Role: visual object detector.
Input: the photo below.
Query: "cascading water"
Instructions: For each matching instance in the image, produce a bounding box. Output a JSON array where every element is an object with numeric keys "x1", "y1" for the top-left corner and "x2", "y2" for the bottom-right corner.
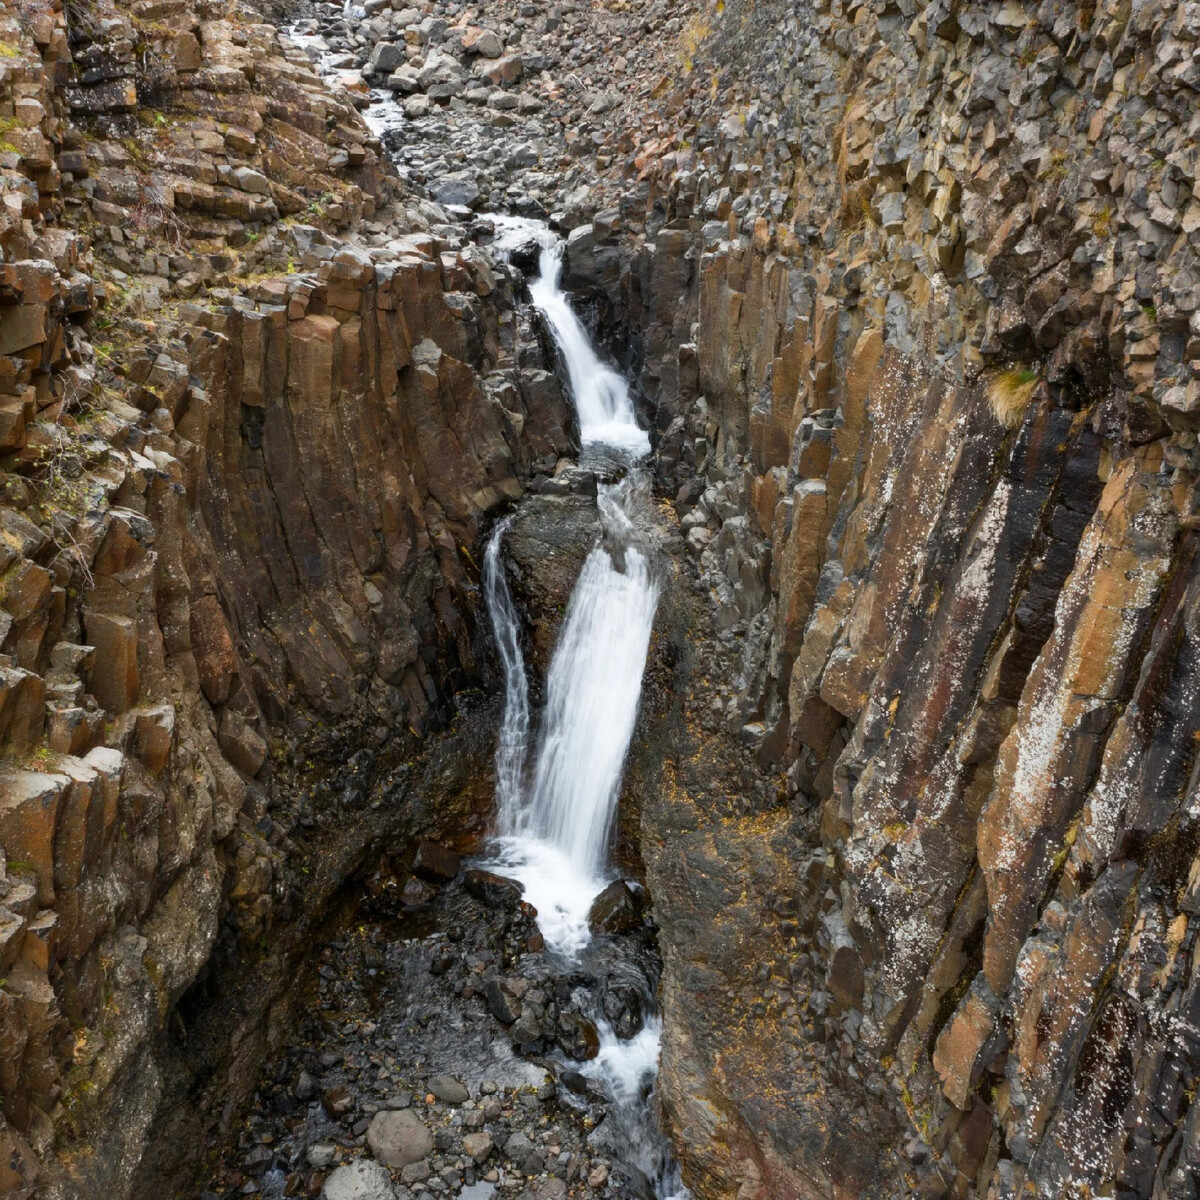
[
  {"x1": 487, "y1": 475, "x2": 660, "y2": 954},
  {"x1": 489, "y1": 217, "x2": 650, "y2": 457},
  {"x1": 482, "y1": 217, "x2": 686, "y2": 1198},
  {"x1": 481, "y1": 518, "x2": 529, "y2": 817}
]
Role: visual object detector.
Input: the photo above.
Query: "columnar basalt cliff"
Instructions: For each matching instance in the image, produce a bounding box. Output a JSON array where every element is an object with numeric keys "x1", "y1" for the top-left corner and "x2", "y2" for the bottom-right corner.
[
  {"x1": 5, "y1": 0, "x2": 1200, "y2": 1197},
  {"x1": 0, "y1": 1, "x2": 574, "y2": 1194},
  {"x1": 572, "y1": 0, "x2": 1200, "y2": 1196}
]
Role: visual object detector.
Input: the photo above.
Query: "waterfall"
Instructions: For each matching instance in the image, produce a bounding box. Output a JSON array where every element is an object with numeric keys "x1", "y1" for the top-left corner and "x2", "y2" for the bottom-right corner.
[
  {"x1": 488, "y1": 216, "x2": 650, "y2": 457},
  {"x1": 481, "y1": 215, "x2": 685, "y2": 1200},
  {"x1": 482, "y1": 518, "x2": 529, "y2": 819},
  {"x1": 523, "y1": 531, "x2": 659, "y2": 878},
  {"x1": 485, "y1": 476, "x2": 660, "y2": 955},
  {"x1": 483, "y1": 213, "x2": 659, "y2": 952}
]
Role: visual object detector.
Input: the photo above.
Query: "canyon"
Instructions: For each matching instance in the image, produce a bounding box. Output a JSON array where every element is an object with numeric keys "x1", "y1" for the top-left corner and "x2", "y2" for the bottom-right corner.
[{"x1": 3, "y1": 0, "x2": 1200, "y2": 1198}]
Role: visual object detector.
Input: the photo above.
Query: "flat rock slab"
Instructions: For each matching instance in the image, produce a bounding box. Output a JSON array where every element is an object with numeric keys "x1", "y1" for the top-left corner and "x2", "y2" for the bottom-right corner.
[
  {"x1": 321, "y1": 1158, "x2": 396, "y2": 1200},
  {"x1": 367, "y1": 1108, "x2": 433, "y2": 1167}
]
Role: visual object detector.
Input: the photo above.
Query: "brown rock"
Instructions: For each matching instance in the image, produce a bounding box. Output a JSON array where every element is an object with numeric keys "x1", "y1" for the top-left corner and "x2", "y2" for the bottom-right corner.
[
  {"x1": 412, "y1": 840, "x2": 460, "y2": 883},
  {"x1": 189, "y1": 594, "x2": 238, "y2": 705},
  {"x1": 83, "y1": 610, "x2": 139, "y2": 714},
  {"x1": 0, "y1": 770, "x2": 68, "y2": 904},
  {"x1": 826, "y1": 944, "x2": 864, "y2": 1014},
  {"x1": 932, "y1": 978, "x2": 1000, "y2": 1110},
  {"x1": 133, "y1": 703, "x2": 175, "y2": 776},
  {"x1": 217, "y1": 710, "x2": 267, "y2": 777}
]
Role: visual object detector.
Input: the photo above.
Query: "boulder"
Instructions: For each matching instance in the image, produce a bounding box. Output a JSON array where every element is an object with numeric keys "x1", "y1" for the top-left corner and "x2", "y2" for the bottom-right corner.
[
  {"x1": 426, "y1": 1074, "x2": 469, "y2": 1104},
  {"x1": 587, "y1": 880, "x2": 646, "y2": 936},
  {"x1": 386, "y1": 66, "x2": 421, "y2": 93},
  {"x1": 485, "y1": 977, "x2": 522, "y2": 1023},
  {"x1": 366, "y1": 1108, "x2": 433, "y2": 1167},
  {"x1": 321, "y1": 1158, "x2": 396, "y2": 1200},
  {"x1": 462, "y1": 27, "x2": 503, "y2": 58},
  {"x1": 401, "y1": 876, "x2": 438, "y2": 906},
  {"x1": 412, "y1": 840, "x2": 460, "y2": 882},
  {"x1": 461, "y1": 1131, "x2": 494, "y2": 1163},
  {"x1": 464, "y1": 869, "x2": 523, "y2": 908},
  {"x1": 427, "y1": 176, "x2": 480, "y2": 209},
  {"x1": 369, "y1": 42, "x2": 405, "y2": 73},
  {"x1": 481, "y1": 55, "x2": 522, "y2": 86},
  {"x1": 556, "y1": 1012, "x2": 600, "y2": 1061}
]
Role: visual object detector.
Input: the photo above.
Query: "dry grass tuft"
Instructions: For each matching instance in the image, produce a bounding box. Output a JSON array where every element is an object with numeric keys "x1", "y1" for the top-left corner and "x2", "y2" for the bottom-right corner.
[{"x1": 987, "y1": 367, "x2": 1039, "y2": 429}]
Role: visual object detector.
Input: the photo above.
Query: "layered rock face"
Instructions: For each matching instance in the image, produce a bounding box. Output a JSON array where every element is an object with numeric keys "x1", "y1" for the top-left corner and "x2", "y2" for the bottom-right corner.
[
  {"x1": 0, "y1": 3, "x2": 571, "y2": 1195},
  {"x1": 575, "y1": 0, "x2": 1200, "y2": 1196},
  {"x1": 7, "y1": 0, "x2": 1200, "y2": 1196}
]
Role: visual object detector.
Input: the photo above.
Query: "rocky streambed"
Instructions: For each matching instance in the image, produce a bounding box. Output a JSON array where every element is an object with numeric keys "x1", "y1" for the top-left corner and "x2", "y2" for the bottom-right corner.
[{"x1": 201, "y1": 848, "x2": 664, "y2": 1200}]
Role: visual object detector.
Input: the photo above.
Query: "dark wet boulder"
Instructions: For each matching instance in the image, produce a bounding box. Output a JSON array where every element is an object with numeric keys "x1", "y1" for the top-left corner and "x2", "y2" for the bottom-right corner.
[
  {"x1": 322, "y1": 1083, "x2": 353, "y2": 1117},
  {"x1": 561, "y1": 1070, "x2": 589, "y2": 1094},
  {"x1": 401, "y1": 876, "x2": 438, "y2": 907},
  {"x1": 556, "y1": 1012, "x2": 600, "y2": 1061},
  {"x1": 464, "y1": 868, "x2": 525, "y2": 908},
  {"x1": 587, "y1": 880, "x2": 647, "y2": 936},
  {"x1": 510, "y1": 1012, "x2": 545, "y2": 1053},
  {"x1": 602, "y1": 984, "x2": 645, "y2": 1040},
  {"x1": 413, "y1": 840, "x2": 461, "y2": 883}
]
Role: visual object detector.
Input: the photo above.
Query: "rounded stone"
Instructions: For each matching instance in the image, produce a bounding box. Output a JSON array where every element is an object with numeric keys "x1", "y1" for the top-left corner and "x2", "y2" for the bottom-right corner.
[
  {"x1": 366, "y1": 1108, "x2": 434, "y2": 1167},
  {"x1": 321, "y1": 1158, "x2": 396, "y2": 1200}
]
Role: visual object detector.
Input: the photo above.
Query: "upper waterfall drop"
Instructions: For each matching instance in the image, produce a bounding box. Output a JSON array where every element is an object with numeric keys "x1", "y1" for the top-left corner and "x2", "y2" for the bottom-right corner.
[{"x1": 487, "y1": 216, "x2": 650, "y2": 457}]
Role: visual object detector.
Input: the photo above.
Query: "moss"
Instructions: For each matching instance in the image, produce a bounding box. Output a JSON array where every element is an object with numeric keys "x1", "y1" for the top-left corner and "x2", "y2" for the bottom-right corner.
[
  {"x1": 1092, "y1": 203, "x2": 1115, "y2": 239},
  {"x1": 0, "y1": 40, "x2": 21, "y2": 59}
]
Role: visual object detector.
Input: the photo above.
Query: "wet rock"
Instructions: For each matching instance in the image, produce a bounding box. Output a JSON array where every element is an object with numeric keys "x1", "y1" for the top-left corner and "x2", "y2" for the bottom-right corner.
[
  {"x1": 463, "y1": 870, "x2": 524, "y2": 908},
  {"x1": 485, "y1": 978, "x2": 523, "y2": 1023},
  {"x1": 322, "y1": 1085, "x2": 354, "y2": 1117},
  {"x1": 321, "y1": 1158, "x2": 396, "y2": 1200},
  {"x1": 401, "y1": 877, "x2": 438, "y2": 907},
  {"x1": 413, "y1": 841, "x2": 461, "y2": 884},
  {"x1": 556, "y1": 1012, "x2": 601, "y2": 1061},
  {"x1": 587, "y1": 881, "x2": 646, "y2": 936},
  {"x1": 366, "y1": 1109, "x2": 434, "y2": 1168}
]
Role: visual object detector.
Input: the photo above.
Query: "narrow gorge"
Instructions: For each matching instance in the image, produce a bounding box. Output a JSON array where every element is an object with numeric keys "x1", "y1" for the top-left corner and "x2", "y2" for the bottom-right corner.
[{"x1": 3, "y1": 1, "x2": 1200, "y2": 1199}]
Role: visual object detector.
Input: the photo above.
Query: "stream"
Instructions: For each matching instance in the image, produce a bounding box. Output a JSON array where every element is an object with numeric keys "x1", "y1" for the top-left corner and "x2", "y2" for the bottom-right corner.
[{"x1": 480, "y1": 218, "x2": 684, "y2": 1199}]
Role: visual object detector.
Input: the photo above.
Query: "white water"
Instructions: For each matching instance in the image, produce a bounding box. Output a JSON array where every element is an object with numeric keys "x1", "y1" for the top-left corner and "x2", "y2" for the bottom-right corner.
[
  {"x1": 488, "y1": 216, "x2": 651, "y2": 457},
  {"x1": 485, "y1": 478, "x2": 660, "y2": 956},
  {"x1": 481, "y1": 518, "x2": 528, "y2": 816}
]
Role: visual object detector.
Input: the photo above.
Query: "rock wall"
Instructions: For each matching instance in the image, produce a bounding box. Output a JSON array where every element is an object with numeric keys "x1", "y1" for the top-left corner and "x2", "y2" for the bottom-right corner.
[
  {"x1": 568, "y1": 0, "x2": 1200, "y2": 1196},
  {"x1": 0, "y1": 1, "x2": 572, "y2": 1195}
]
